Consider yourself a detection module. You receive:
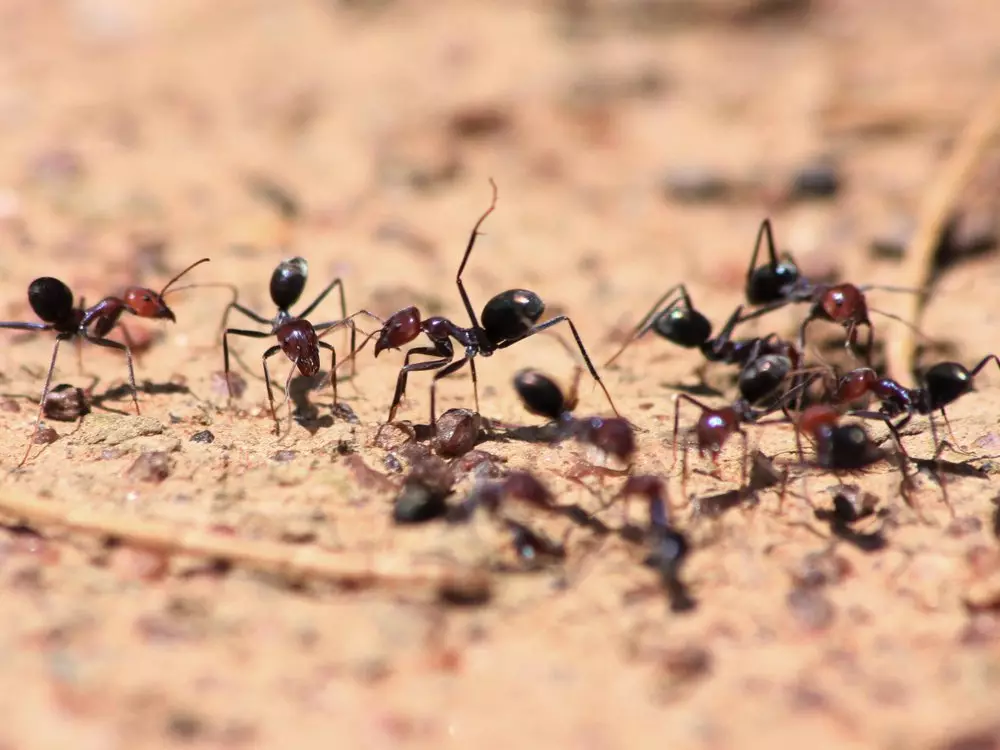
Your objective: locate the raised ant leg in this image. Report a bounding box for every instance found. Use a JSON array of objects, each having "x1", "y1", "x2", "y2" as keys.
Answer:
[
  {"x1": 604, "y1": 283, "x2": 690, "y2": 367},
  {"x1": 385, "y1": 348, "x2": 453, "y2": 424},
  {"x1": 968, "y1": 354, "x2": 1000, "y2": 379},
  {"x1": 317, "y1": 341, "x2": 337, "y2": 408},
  {"x1": 222, "y1": 328, "x2": 272, "y2": 400},
  {"x1": 746, "y1": 218, "x2": 779, "y2": 284},
  {"x1": 498, "y1": 315, "x2": 618, "y2": 417},
  {"x1": 455, "y1": 179, "x2": 499, "y2": 330},
  {"x1": 86, "y1": 334, "x2": 139, "y2": 416},
  {"x1": 260, "y1": 344, "x2": 284, "y2": 435},
  {"x1": 18, "y1": 335, "x2": 67, "y2": 467},
  {"x1": 670, "y1": 393, "x2": 713, "y2": 467},
  {"x1": 427, "y1": 357, "x2": 472, "y2": 428}
]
